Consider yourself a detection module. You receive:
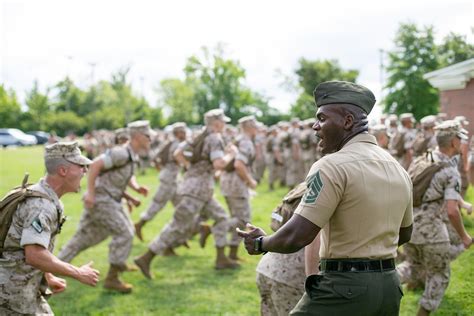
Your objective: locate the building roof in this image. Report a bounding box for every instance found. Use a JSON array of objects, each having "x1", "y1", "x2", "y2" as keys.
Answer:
[{"x1": 424, "y1": 58, "x2": 474, "y2": 91}]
